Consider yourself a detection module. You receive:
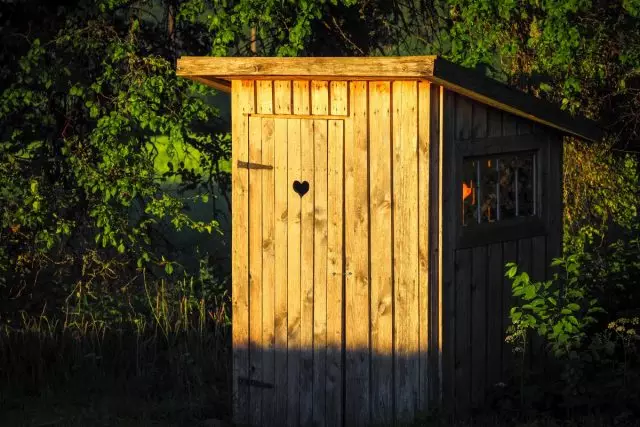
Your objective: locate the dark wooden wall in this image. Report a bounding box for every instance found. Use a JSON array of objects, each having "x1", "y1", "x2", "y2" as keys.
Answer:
[{"x1": 433, "y1": 89, "x2": 564, "y2": 414}]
